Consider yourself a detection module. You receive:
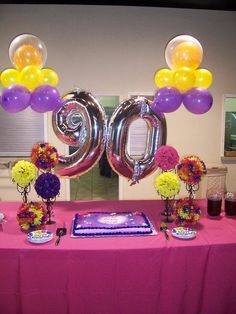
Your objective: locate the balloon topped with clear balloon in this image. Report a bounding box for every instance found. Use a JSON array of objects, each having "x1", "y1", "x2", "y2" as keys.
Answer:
[
  {"x1": 0, "y1": 33, "x2": 61, "y2": 113},
  {"x1": 152, "y1": 34, "x2": 213, "y2": 115}
]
